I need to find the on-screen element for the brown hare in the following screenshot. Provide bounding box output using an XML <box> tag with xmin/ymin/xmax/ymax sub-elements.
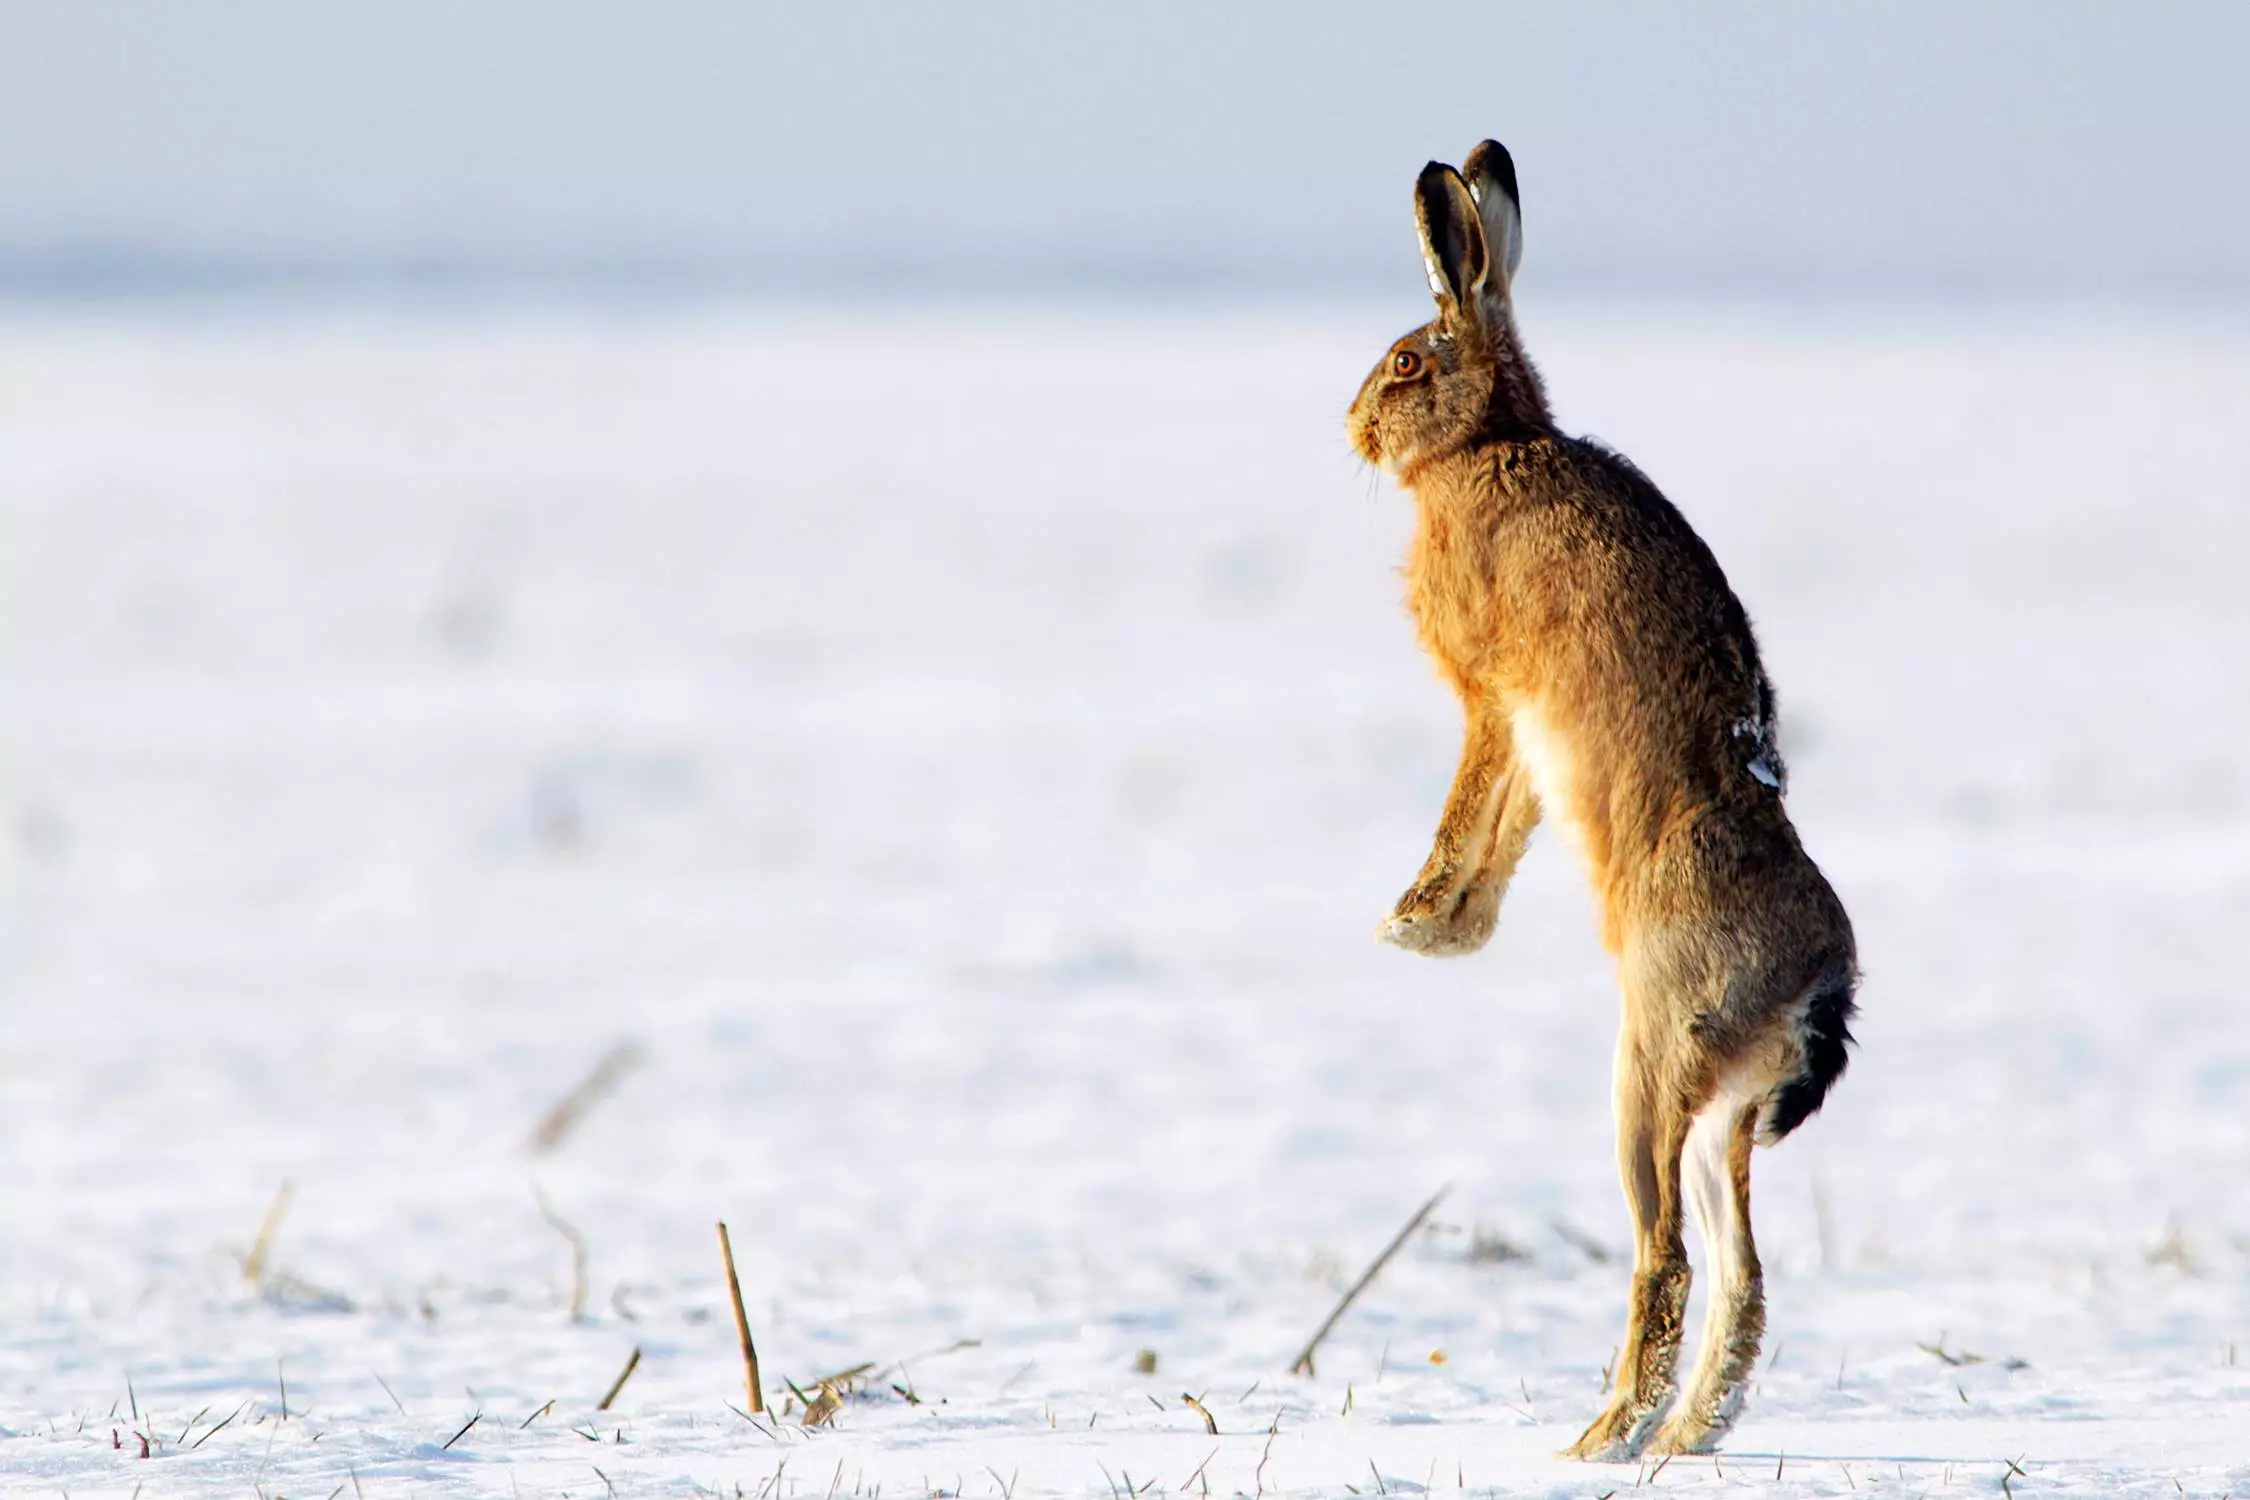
<box><xmin>1347</xmin><ymin>141</ymin><xmax>1857</xmax><ymax>1461</ymax></box>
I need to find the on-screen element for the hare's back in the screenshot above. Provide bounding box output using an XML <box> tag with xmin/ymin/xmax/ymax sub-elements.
<box><xmin>1536</xmin><ymin>438</ymin><xmax>1766</xmax><ymax>674</ymax></box>
<box><xmin>1492</xmin><ymin>437</ymin><xmax>1779</xmax><ymax>822</ymax></box>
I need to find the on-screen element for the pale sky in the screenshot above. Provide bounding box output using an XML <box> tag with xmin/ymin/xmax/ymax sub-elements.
<box><xmin>0</xmin><ymin>0</ymin><xmax>2242</xmax><ymax>297</ymax></box>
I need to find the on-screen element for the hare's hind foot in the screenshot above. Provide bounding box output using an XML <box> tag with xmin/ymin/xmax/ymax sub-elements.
<box><xmin>1640</xmin><ymin>1408</ymin><xmax>1731</xmax><ymax>1459</ymax></box>
<box><xmin>1561</xmin><ymin>1392</ymin><xmax>1672</xmax><ymax>1462</ymax></box>
<box><xmin>1378</xmin><ymin>876</ymin><xmax>1499</xmax><ymax>956</ymax></box>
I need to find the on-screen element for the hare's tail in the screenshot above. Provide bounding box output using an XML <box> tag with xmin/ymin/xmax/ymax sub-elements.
<box><xmin>1758</xmin><ymin>954</ymin><xmax>1857</xmax><ymax>1144</ymax></box>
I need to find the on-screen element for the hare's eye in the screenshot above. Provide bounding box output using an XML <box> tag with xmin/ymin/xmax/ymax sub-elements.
<box><xmin>1391</xmin><ymin>350</ymin><xmax>1424</xmax><ymax>379</ymax></box>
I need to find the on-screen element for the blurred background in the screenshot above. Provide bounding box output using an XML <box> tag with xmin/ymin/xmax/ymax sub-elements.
<box><xmin>3</xmin><ymin>0</ymin><xmax>2247</xmax><ymax>301</ymax></box>
<box><xmin>1</xmin><ymin>3</ymin><xmax>2248</xmax><ymax>1490</ymax></box>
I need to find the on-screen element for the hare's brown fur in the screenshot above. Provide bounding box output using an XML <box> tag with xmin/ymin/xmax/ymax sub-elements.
<box><xmin>1348</xmin><ymin>145</ymin><xmax>1856</xmax><ymax>1461</ymax></box>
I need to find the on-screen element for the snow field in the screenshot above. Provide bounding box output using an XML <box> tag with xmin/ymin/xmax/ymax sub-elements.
<box><xmin>0</xmin><ymin>303</ymin><xmax>2246</xmax><ymax>1495</ymax></box>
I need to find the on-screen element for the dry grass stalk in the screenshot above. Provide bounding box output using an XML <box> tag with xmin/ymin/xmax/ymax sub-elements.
<box><xmin>783</xmin><ymin>1337</ymin><xmax>978</xmax><ymax>1419</ymax></box>
<box><xmin>1916</xmin><ymin>1333</ymin><xmax>1984</xmax><ymax>1367</ymax></box>
<box><xmin>1465</xmin><ymin>1225</ymin><xmax>1531</xmax><ymax>1264</ymax></box>
<box><xmin>1288</xmin><ymin>1183</ymin><xmax>1451</xmax><ymax>1378</ymax></box>
<box><xmin>804</xmin><ymin>1361</ymin><xmax>876</xmax><ymax>1396</ymax></box>
<box><xmin>597</xmin><ymin>1348</ymin><xmax>642</xmax><ymax>1412</ymax></box>
<box><xmin>716</xmin><ymin>1220</ymin><xmax>765</xmax><ymax>1414</ymax></box>
<box><xmin>188</xmin><ymin>1401</ymin><xmax>250</xmax><ymax>1451</ymax></box>
<box><xmin>1550</xmin><ymin>1218</ymin><xmax>1613</xmax><ymax>1266</ymax></box>
<box><xmin>864</xmin><ymin>1337</ymin><xmax>979</xmax><ymax>1393</ymax></box>
<box><xmin>241</xmin><ymin>1181</ymin><xmax>295</xmax><ymax>1286</ymax></box>
<box><xmin>530</xmin><ymin>1041</ymin><xmax>645</xmax><ymax>1154</ymax></box>
<box><xmin>787</xmin><ymin>1378</ymin><xmax>842</xmax><ymax>1430</ymax></box>
<box><xmin>2147</xmin><ymin>1219</ymin><xmax>2198</xmax><ymax>1272</ymax></box>
<box><xmin>533</xmin><ymin>1185</ymin><xmax>591</xmax><ymax>1322</ymax></box>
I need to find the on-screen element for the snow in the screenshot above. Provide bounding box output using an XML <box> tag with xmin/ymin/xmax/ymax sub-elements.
<box><xmin>1</xmin><ymin>301</ymin><xmax>2247</xmax><ymax>1497</ymax></box>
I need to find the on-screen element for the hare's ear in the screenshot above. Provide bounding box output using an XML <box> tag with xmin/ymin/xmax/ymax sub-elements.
<box><xmin>1461</xmin><ymin>139</ymin><xmax>1524</xmax><ymax>300</ymax></box>
<box><xmin>1413</xmin><ymin>161</ymin><xmax>1488</xmax><ymax>319</ymax></box>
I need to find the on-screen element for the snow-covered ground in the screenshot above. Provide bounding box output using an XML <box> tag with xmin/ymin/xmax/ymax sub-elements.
<box><xmin>0</xmin><ymin>302</ymin><xmax>2245</xmax><ymax>1497</ymax></box>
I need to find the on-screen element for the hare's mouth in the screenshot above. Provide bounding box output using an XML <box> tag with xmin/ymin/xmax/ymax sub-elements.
<box><xmin>1346</xmin><ymin>406</ymin><xmax>1385</xmax><ymax>466</ymax></box>
<box><xmin>1356</xmin><ymin>424</ymin><xmax>1420</xmax><ymax>479</ymax></box>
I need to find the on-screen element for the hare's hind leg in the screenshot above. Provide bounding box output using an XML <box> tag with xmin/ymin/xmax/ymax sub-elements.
<box><xmin>1646</xmin><ymin>1103</ymin><xmax>1764</xmax><ymax>1456</ymax></box>
<box><xmin>1564</xmin><ymin>1035</ymin><xmax>1693</xmax><ymax>1461</ymax></box>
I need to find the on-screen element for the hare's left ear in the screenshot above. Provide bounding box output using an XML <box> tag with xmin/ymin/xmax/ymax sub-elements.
<box><xmin>1461</xmin><ymin>139</ymin><xmax>1524</xmax><ymax>297</ymax></box>
<box><xmin>1413</xmin><ymin>162</ymin><xmax>1488</xmax><ymax>320</ymax></box>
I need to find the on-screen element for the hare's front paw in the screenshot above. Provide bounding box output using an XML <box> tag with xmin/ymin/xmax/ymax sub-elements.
<box><xmin>1379</xmin><ymin>878</ymin><xmax>1498</xmax><ymax>956</ymax></box>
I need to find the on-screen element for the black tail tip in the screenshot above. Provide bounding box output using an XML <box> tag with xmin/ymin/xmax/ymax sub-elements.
<box><xmin>1760</xmin><ymin>972</ymin><xmax>1857</xmax><ymax>1144</ymax></box>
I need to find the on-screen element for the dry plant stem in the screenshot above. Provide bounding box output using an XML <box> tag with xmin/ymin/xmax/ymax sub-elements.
<box><xmin>189</xmin><ymin>1401</ymin><xmax>250</xmax><ymax>1451</ymax></box>
<box><xmin>849</xmin><ymin>1337</ymin><xmax>979</xmax><ymax>1394</ymax></box>
<box><xmin>1288</xmin><ymin>1183</ymin><xmax>1451</xmax><ymax>1377</ymax></box>
<box><xmin>806</xmin><ymin>1361</ymin><xmax>877</xmax><ymax>1394</ymax></box>
<box><xmin>1551</xmin><ymin>1219</ymin><xmax>1613</xmax><ymax>1266</ymax></box>
<box><xmin>530</xmin><ymin>1041</ymin><xmax>645</xmax><ymax>1154</ymax></box>
<box><xmin>242</xmin><ymin>1181</ymin><xmax>295</xmax><ymax>1285</ymax></box>
<box><xmin>597</xmin><ymin>1348</ymin><xmax>642</xmax><ymax>1412</ymax></box>
<box><xmin>797</xmin><ymin>1382</ymin><xmax>842</xmax><ymax>1430</ymax></box>
<box><xmin>717</xmin><ymin>1220</ymin><xmax>765</xmax><ymax>1414</ymax></box>
<box><xmin>533</xmin><ymin>1185</ymin><xmax>591</xmax><ymax>1321</ymax></box>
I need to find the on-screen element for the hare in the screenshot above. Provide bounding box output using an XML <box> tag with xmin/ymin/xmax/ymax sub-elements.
<box><xmin>1347</xmin><ymin>141</ymin><xmax>1857</xmax><ymax>1460</ymax></box>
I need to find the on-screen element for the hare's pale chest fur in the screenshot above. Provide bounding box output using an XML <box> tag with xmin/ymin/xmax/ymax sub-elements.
<box><xmin>1402</xmin><ymin>458</ymin><xmax>1603</xmax><ymax>880</ymax></box>
<box><xmin>1504</xmin><ymin>697</ymin><xmax>1593</xmax><ymax>874</ymax></box>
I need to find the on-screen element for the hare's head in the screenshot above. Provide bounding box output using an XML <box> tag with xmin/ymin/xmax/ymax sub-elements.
<box><xmin>1348</xmin><ymin>141</ymin><xmax>1545</xmax><ymax>478</ymax></box>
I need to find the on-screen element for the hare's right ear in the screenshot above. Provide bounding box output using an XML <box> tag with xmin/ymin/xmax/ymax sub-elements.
<box><xmin>1461</xmin><ymin>139</ymin><xmax>1524</xmax><ymax>307</ymax></box>
<box><xmin>1413</xmin><ymin>161</ymin><xmax>1488</xmax><ymax>323</ymax></box>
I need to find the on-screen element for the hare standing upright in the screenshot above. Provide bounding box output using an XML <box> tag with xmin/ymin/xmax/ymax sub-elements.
<box><xmin>1347</xmin><ymin>142</ymin><xmax>1857</xmax><ymax>1460</ymax></box>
